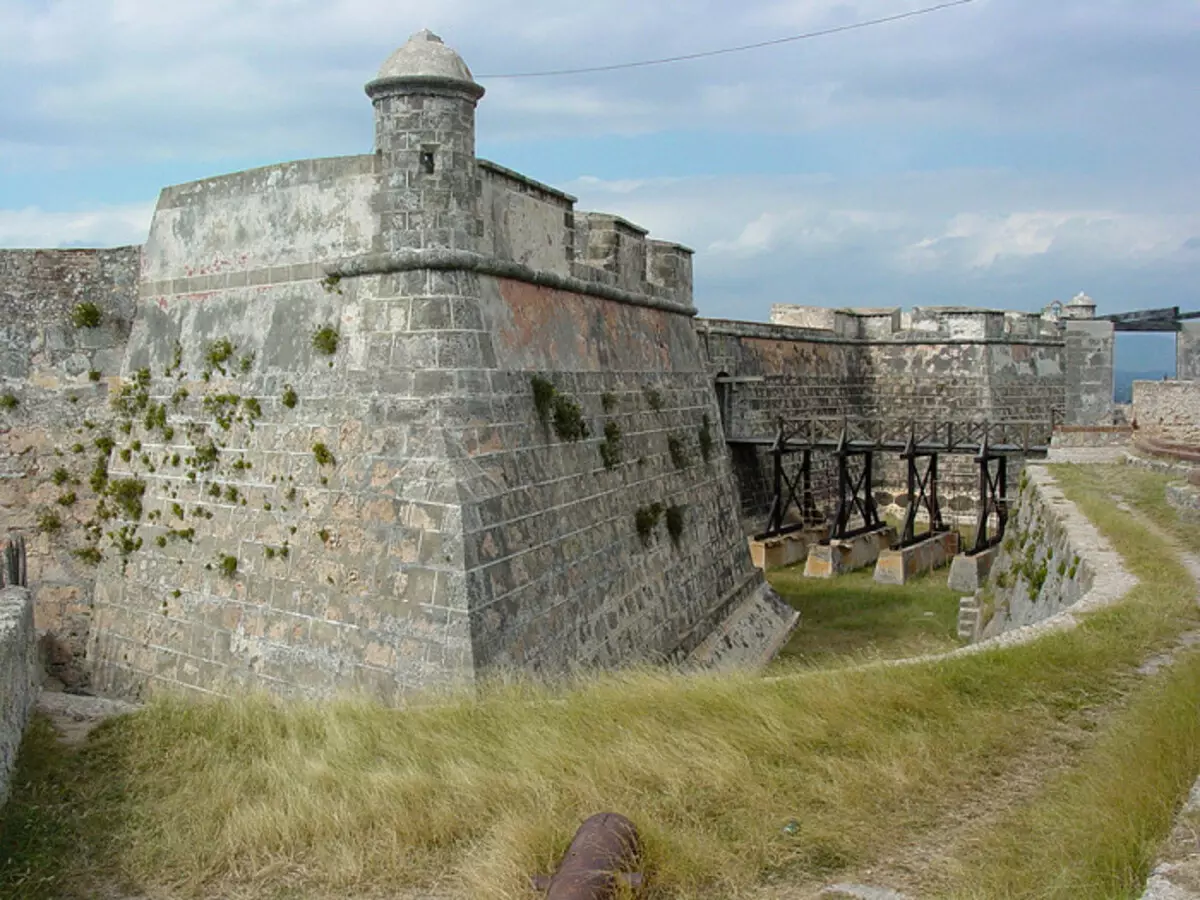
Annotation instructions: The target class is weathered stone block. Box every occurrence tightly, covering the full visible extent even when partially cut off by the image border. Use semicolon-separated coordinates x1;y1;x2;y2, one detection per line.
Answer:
873;530;960;585
804;527;897;578
947;545;1000;593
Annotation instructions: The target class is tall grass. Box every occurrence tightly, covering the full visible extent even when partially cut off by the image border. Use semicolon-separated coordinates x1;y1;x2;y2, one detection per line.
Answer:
1;465;1197;900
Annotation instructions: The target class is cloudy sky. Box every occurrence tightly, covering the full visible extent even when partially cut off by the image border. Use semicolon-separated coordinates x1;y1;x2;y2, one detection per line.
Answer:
2;0;1197;366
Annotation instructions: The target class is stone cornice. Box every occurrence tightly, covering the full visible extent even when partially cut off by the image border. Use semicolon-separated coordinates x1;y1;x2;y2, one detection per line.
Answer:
323;249;698;317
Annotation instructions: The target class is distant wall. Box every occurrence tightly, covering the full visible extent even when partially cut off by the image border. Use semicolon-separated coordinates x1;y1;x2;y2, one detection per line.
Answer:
1133;380;1200;446
0;586;36;810
0;247;140;684
696;313;1065;532
1178;322;1200;382
1063;320;1115;425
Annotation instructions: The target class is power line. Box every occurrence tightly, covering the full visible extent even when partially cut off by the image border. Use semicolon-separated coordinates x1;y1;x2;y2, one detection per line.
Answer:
476;0;978;79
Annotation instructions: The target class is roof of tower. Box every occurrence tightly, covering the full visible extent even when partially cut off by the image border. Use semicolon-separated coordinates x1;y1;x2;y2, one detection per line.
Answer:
376;29;477;84
1067;291;1095;307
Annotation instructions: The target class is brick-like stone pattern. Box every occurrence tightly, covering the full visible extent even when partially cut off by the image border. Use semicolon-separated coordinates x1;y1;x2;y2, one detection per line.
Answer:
969;468;1095;640
0;247;139;684
697;319;1064;533
1133;380;1200;446
0;586;36;810
1063;320;1115;425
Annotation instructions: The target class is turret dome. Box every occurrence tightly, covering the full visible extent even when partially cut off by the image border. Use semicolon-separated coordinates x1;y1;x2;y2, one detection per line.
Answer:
368;30;484;99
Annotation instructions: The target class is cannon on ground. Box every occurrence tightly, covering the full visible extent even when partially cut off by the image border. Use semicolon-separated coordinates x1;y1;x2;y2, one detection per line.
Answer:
530;812;644;899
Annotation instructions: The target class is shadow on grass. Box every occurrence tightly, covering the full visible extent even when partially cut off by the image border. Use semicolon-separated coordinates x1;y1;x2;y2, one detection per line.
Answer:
0;714;133;900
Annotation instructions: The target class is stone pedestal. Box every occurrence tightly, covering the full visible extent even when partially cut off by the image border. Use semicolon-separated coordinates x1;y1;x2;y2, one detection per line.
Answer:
803;527;896;578
873;530;960;585
947;545;1000;593
748;525;829;572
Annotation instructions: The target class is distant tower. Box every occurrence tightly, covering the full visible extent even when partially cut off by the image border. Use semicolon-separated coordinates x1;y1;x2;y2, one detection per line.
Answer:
366;30;486;253
1062;291;1097;320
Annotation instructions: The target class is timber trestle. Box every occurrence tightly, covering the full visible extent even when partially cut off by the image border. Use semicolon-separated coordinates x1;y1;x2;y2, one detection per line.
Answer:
732;417;1054;549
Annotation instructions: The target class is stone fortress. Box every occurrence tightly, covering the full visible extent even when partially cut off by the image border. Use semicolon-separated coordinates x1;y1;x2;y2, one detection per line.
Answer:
1;30;1198;704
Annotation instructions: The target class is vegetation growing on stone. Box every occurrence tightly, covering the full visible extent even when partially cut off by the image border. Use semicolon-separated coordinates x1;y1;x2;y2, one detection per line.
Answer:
666;504;686;545
668;434;691;470
320;273;343;294
0;393;19;411
217;554;238;577
281;385;298;409
530;375;556;425
72;546;102;565
312;443;336;467
88;369;102;382
552;394;588;442
70;301;102;328
205;338;237;375
107;478;147;522
238;353;255;374
599;421;623;470
57;492;77;507
37;511;62;533
51;466;71;486
635;502;664;542
312;326;340;356
644;387;663;411
600;392;617;413
699;414;714;462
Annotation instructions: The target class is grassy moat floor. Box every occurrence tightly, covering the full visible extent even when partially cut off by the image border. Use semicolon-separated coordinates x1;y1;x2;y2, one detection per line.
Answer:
2;465;1199;900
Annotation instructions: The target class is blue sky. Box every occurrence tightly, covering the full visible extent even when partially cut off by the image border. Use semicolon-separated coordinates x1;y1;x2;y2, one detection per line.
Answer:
1;0;1197;368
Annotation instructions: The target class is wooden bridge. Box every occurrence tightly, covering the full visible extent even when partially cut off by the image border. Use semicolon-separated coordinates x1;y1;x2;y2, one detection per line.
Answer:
727;417;1057;555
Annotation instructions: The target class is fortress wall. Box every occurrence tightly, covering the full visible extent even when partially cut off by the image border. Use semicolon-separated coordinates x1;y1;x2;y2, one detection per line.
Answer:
696;316;1066;533
140;155;378;284
1133;380;1200;445
87;261;489;703
0;247;139;684
464;276;765;673
479;161;575;277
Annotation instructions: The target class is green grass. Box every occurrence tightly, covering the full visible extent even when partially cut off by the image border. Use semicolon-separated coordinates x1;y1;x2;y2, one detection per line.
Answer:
770;566;963;665
1;465;1197;900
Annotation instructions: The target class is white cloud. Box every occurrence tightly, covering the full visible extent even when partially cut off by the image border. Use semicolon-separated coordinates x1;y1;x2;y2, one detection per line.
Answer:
0;204;153;248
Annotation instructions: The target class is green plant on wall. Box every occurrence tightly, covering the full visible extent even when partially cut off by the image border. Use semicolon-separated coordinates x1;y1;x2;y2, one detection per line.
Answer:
600;422;623;470
205;338;237;375
312;443;336;467
71;302;102;328
0;393;18;411
698;415;714;462
281;385;299;409
635;503;665;543
668;435;691;470
666;505;687;546
644;387;664;412
312;326;340;356
601;392;617;413
531;375;556;423
546;392;585;442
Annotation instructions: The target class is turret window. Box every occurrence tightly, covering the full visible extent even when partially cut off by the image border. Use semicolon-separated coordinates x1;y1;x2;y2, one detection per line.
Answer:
420;148;436;174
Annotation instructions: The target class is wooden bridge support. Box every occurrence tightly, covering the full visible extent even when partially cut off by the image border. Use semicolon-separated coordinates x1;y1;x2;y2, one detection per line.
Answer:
972;441;1008;554
831;428;882;541
898;435;946;549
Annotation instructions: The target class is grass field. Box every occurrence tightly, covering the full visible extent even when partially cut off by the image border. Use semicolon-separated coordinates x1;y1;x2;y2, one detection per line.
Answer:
769;566;963;665
1;463;1197;900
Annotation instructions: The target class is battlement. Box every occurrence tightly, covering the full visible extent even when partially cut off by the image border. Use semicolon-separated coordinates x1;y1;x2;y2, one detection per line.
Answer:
769;304;1059;343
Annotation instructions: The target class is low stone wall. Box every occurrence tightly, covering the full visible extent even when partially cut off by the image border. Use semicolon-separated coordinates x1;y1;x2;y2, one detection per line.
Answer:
0;586;36;808
1166;481;1200;523
962;466;1112;641
1133;380;1200;446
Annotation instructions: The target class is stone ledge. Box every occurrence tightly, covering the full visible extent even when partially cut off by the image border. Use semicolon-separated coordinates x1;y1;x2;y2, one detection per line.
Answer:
0;586;37;811
748;525;829;572
686;583;799;671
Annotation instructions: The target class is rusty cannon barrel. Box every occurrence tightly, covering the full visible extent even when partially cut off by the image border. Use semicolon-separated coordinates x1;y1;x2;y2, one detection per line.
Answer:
531;812;643;899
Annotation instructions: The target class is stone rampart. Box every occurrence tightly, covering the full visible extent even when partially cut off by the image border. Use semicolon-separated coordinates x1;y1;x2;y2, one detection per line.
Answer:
0;247;140;685
961;466;1119;640
0;586;36;809
697;313;1065;531
1133;380;1200;446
